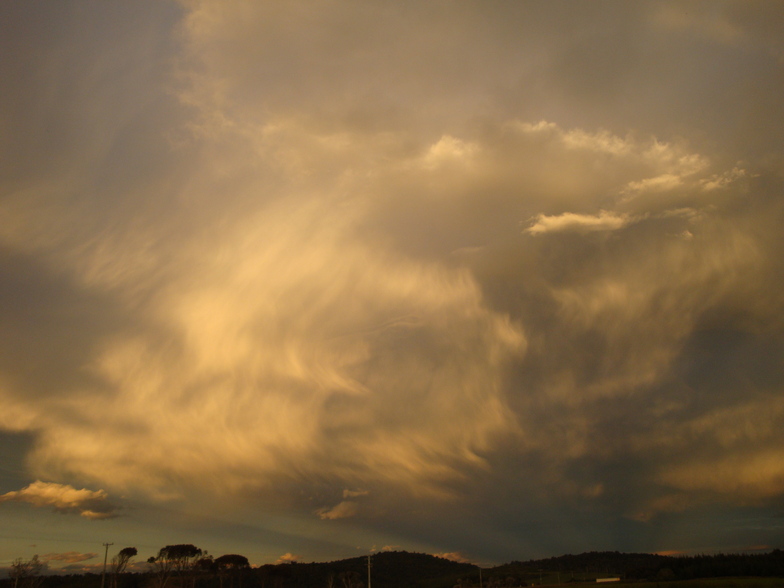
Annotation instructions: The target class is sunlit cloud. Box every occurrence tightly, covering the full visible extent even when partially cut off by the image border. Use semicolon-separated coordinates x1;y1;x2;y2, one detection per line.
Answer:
525;211;635;235
623;173;684;195
1;0;784;564
422;135;478;170
275;553;300;565
700;167;749;191
42;552;98;564
0;481;120;519
317;501;360;521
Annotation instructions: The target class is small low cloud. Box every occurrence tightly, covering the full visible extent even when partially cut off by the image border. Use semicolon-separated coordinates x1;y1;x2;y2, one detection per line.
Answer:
42;552;97;564
275;553;300;564
0;481;120;519
525;210;634;235
316;501;359;520
343;489;369;499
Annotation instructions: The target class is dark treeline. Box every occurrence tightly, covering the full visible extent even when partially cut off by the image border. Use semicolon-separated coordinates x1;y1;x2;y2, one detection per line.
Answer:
2;548;784;588
0;551;474;588
493;549;784;583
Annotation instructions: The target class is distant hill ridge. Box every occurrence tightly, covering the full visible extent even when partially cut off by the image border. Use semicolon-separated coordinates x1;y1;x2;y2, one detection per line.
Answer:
494;549;784;582
256;550;478;588
257;548;784;587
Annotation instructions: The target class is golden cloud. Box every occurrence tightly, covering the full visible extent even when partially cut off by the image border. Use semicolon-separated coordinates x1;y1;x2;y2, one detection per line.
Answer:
275;553;300;565
525;210;634;235
1;1;783;545
0;481;119;519
316;501;359;521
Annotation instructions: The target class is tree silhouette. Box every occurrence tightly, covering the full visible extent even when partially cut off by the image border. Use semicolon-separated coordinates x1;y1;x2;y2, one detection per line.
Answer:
9;555;44;588
110;547;137;588
338;570;364;588
148;544;203;588
147;554;174;588
215;554;250;588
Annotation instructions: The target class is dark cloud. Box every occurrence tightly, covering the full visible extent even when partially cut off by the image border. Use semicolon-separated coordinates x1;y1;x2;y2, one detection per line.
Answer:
0;245;131;399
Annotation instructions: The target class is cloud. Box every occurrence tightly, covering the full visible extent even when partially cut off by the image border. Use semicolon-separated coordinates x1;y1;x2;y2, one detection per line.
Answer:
700;167;749;192
525;211;635;235
421;135;478;169
275;553;300;565
0;481;120;519
41;552;97;564
653;1;784;58
1;0;784;562
317;501;359;521
622;173;684;196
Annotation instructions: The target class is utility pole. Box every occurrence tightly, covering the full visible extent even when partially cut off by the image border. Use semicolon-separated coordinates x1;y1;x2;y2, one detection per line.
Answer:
367;554;372;588
101;542;114;588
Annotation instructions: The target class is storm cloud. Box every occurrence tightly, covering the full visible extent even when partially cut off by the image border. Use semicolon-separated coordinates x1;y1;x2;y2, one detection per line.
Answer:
1;0;783;566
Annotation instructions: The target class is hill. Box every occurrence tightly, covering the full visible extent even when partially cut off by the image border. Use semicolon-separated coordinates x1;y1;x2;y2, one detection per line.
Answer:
487;550;784;583
256;550;478;588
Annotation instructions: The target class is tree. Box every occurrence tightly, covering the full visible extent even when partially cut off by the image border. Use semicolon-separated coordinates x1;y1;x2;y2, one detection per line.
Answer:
194;555;216;586
10;555;44;588
147;554;174;588
110;547;137;588
339;570;364;588
215;555;250;588
148;544;204;588
215;554;249;569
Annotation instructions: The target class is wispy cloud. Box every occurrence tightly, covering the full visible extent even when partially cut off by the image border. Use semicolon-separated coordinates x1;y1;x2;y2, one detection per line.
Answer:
42;552;98;564
1;0;784;563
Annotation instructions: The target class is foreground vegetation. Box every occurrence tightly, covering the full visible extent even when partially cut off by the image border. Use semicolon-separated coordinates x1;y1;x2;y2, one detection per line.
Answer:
2;548;784;588
612;579;784;588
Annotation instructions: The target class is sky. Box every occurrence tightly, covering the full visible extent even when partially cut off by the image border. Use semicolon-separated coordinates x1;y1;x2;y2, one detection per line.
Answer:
1;0;784;574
